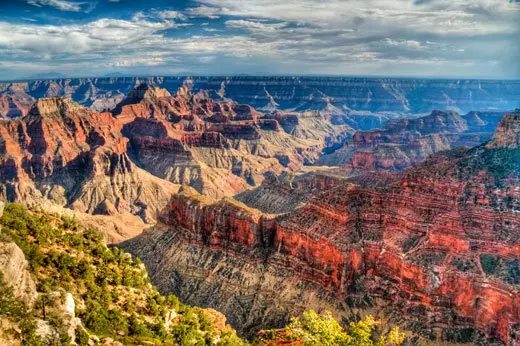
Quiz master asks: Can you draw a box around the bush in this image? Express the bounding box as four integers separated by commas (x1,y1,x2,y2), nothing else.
480,254,501,275
258,310,406,346
0,203,248,344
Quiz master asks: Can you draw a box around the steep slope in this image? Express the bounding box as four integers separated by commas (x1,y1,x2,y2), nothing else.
0,84,352,239
0,97,183,241
318,110,506,170
121,111,520,344
117,84,352,199
0,203,405,345
0,203,245,345
234,167,355,214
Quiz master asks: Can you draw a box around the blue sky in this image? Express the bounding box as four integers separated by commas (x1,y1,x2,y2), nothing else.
0,0,519,80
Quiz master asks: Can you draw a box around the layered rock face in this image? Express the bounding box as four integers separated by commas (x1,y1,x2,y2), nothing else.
235,167,354,214
1,76,518,119
0,84,351,239
121,111,520,345
318,110,507,170
0,96,183,241
487,111,520,149
117,84,352,199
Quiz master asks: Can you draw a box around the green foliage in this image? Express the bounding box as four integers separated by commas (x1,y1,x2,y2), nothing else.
20,318,45,346
0,257,45,345
1,204,406,346
0,272,28,320
0,203,246,345
287,310,351,345
507,259,520,285
480,254,501,275
257,310,406,346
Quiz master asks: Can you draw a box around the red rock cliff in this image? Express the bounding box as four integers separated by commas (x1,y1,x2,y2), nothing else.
136,111,520,344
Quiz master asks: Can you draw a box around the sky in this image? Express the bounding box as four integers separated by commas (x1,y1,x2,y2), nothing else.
0,0,519,80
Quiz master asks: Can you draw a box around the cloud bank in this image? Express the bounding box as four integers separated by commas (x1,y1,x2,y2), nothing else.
0,0,518,79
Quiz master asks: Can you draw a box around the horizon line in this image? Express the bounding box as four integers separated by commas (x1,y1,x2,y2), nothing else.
2,74,520,84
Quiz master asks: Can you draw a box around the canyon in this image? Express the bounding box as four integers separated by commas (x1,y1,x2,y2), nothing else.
318,109,507,170
121,111,520,345
0,83,351,241
1,77,518,120
0,79,518,345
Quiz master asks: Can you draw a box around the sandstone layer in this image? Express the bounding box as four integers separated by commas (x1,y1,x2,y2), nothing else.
318,110,506,170
121,111,520,345
0,84,352,240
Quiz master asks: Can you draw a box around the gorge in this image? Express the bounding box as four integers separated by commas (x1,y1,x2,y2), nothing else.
0,79,518,345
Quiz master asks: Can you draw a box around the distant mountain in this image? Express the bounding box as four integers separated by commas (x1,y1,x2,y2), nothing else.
103,72,134,78
26,72,67,80
318,109,508,169
0,76,518,119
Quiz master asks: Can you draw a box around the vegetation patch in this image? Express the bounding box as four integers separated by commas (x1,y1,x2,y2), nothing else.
0,203,244,345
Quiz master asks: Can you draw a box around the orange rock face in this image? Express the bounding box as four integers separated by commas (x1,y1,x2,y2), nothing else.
146,111,520,344
0,83,352,236
318,110,507,170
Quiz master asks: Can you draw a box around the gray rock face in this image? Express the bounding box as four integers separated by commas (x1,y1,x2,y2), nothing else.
0,241,37,306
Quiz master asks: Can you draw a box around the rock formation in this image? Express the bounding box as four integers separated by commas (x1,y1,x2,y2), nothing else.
0,84,351,240
487,111,520,149
318,110,506,170
0,95,183,241
1,76,518,119
1,80,517,343
0,241,37,306
116,84,351,199
235,168,353,214
121,111,520,345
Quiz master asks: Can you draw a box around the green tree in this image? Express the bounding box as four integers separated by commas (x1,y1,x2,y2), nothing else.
279,310,405,346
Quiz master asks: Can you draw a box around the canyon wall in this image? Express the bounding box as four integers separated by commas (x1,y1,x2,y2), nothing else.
121,111,520,345
0,84,351,240
318,109,507,170
1,76,518,119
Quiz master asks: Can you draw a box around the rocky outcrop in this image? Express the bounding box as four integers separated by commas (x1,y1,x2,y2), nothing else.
235,168,353,214
0,94,34,119
318,110,507,170
117,84,352,199
0,241,37,306
487,111,520,149
121,112,520,345
0,95,183,241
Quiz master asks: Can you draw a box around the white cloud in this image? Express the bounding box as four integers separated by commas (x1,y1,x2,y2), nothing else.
26,0,88,12
385,38,423,49
194,0,518,36
1,1,518,79
109,57,168,67
157,10,187,21
186,6,223,19
0,18,176,55
198,56,216,63
225,20,288,33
